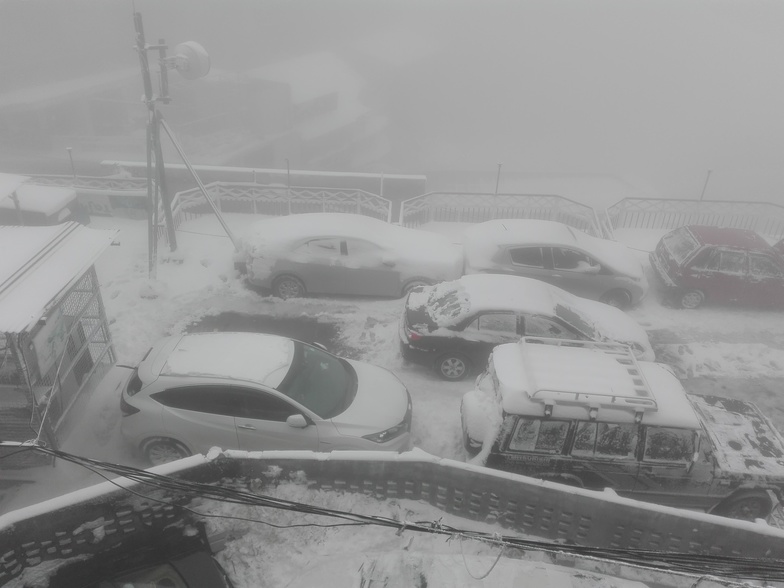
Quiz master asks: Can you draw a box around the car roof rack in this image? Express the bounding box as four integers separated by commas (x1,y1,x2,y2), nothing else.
519,337,658,419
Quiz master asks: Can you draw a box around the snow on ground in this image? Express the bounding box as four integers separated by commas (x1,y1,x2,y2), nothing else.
6,211,784,492
3,211,784,586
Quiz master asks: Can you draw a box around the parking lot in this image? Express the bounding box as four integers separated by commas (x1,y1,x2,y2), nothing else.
3,214,783,515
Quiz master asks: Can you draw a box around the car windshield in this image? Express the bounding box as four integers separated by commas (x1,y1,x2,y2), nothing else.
276,342,357,419
549,289,598,339
662,227,701,265
553,302,597,339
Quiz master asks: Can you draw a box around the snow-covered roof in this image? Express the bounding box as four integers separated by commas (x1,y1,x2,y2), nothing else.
463,219,644,279
0,223,118,332
240,212,459,262
159,332,294,388
464,219,578,248
0,184,77,214
492,339,700,429
0,173,29,199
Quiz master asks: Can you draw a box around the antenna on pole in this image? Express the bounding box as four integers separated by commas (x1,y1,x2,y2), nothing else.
133,11,219,279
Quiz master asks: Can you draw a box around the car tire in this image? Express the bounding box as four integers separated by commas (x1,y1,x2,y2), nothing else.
679,289,705,309
599,289,632,309
143,438,191,466
272,275,306,299
712,490,773,521
436,353,471,381
401,279,431,297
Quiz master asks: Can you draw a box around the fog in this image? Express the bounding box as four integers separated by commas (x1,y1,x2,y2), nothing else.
2,0,784,201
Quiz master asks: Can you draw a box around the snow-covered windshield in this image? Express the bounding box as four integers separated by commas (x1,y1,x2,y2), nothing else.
661,227,700,265
553,303,597,339
276,342,356,419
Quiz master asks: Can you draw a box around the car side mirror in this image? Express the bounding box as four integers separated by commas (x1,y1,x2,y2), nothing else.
686,451,700,473
382,254,398,268
287,414,309,428
576,262,600,274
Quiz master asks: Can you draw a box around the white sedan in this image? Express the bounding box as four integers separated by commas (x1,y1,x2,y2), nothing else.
236,213,464,298
118,332,413,465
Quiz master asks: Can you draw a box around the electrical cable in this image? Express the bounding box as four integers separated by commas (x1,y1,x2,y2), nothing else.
13,445,784,582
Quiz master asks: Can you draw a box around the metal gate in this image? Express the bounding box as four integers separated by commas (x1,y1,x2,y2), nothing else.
21,266,115,435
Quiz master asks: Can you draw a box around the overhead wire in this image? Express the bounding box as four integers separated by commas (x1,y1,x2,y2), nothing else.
11,445,784,582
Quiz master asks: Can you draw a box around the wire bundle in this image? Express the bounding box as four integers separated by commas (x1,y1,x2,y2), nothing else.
6,444,784,582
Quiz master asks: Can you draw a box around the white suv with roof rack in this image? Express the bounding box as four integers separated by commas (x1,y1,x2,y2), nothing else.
461,337,784,520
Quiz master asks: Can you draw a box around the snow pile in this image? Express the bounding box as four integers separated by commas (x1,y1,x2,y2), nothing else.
657,342,784,379
407,279,470,328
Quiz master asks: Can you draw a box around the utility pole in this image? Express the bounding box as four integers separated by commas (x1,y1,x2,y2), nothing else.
133,10,234,276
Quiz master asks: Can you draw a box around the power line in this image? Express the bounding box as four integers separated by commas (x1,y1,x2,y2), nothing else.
8,445,784,582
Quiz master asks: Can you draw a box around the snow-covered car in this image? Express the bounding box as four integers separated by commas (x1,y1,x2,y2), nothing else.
118,332,412,465
461,337,784,520
649,225,784,309
462,219,647,308
399,274,654,380
236,213,463,299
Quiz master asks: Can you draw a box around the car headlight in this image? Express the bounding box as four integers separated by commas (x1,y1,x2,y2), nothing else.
363,420,409,443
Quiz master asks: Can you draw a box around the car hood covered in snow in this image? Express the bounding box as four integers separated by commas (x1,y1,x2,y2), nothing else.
330,359,410,436
690,394,784,480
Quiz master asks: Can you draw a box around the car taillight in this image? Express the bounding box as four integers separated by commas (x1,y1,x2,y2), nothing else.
405,326,423,342
120,395,140,416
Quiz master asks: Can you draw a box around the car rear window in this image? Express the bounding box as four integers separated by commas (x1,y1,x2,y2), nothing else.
661,228,701,265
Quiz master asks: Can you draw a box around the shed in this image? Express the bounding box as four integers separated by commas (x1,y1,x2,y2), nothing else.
0,222,117,472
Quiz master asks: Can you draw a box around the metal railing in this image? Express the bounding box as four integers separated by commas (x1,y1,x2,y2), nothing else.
398,192,604,237
158,182,393,243
21,174,149,192
606,198,784,240
21,174,148,217
23,174,784,243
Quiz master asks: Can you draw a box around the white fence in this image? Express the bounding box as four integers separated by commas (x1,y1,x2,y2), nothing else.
398,192,604,237
22,173,784,243
158,182,392,242
606,198,784,240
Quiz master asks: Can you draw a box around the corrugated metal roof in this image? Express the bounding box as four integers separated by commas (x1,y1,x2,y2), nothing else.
0,222,118,332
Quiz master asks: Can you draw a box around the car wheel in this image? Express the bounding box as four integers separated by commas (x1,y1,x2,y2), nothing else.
679,289,705,309
143,438,191,466
713,491,773,521
272,275,306,299
599,289,631,309
436,353,471,381
401,279,431,297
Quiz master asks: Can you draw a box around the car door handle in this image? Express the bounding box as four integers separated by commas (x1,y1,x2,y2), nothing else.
551,274,562,278
237,423,256,430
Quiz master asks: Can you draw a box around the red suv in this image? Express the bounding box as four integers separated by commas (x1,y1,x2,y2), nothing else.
649,225,784,309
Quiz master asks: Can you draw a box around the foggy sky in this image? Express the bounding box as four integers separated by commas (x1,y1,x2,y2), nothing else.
2,0,783,202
